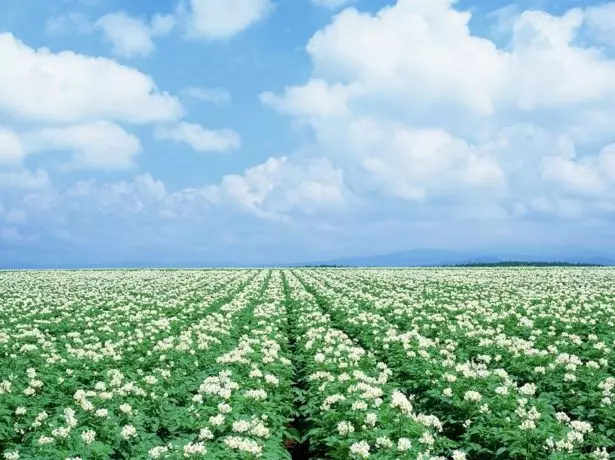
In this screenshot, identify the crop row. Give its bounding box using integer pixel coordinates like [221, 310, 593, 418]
[284, 271, 459, 459]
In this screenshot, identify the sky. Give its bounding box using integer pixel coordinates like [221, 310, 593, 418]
[1, 0, 615, 266]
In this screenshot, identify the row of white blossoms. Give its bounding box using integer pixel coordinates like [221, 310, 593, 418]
[285, 271, 461, 459]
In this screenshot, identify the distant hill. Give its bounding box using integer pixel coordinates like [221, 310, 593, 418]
[307, 249, 615, 267]
[449, 261, 605, 267]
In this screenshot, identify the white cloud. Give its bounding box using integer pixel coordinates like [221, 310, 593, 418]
[206, 156, 347, 219]
[65, 173, 168, 213]
[311, 0, 354, 9]
[46, 12, 94, 34]
[0, 33, 182, 124]
[261, 79, 352, 118]
[185, 0, 274, 39]
[46, 10, 176, 58]
[541, 156, 606, 197]
[0, 128, 25, 165]
[584, 2, 615, 47]
[182, 86, 232, 106]
[599, 144, 615, 180]
[260, 0, 615, 218]
[0, 169, 51, 190]
[25, 122, 141, 170]
[95, 11, 176, 58]
[150, 14, 176, 36]
[96, 12, 156, 58]
[300, 1, 615, 133]
[305, 1, 505, 117]
[311, 117, 506, 202]
[156, 122, 241, 152]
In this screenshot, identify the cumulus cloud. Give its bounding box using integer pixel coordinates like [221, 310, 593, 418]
[260, 0, 615, 219]
[584, 2, 615, 47]
[95, 11, 176, 58]
[0, 128, 25, 166]
[0, 33, 182, 124]
[310, 0, 354, 9]
[24, 122, 142, 170]
[185, 0, 274, 39]
[205, 156, 347, 219]
[150, 14, 176, 36]
[46, 12, 94, 34]
[96, 12, 157, 58]
[156, 122, 241, 153]
[261, 79, 352, 118]
[182, 87, 232, 106]
[0, 169, 51, 190]
[65, 173, 169, 214]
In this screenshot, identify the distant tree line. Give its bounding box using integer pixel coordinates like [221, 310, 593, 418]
[297, 262, 606, 268]
[300, 264, 350, 268]
[448, 261, 604, 267]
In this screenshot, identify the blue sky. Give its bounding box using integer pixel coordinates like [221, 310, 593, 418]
[1, 0, 615, 266]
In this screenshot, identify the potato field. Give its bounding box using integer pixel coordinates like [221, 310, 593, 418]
[1, 268, 614, 459]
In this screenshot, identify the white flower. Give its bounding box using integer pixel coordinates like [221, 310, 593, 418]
[391, 390, 413, 415]
[23, 387, 36, 396]
[520, 420, 536, 430]
[452, 451, 467, 460]
[375, 437, 393, 449]
[149, 446, 169, 458]
[464, 391, 482, 403]
[209, 414, 225, 426]
[591, 447, 609, 460]
[264, 374, 279, 386]
[52, 427, 71, 438]
[38, 436, 55, 445]
[397, 438, 412, 452]
[337, 421, 355, 436]
[495, 386, 509, 395]
[218, 403, 232, 414]
[570, 420, 593, 434]
[81, 430, 96, 444]
[121, 424, 137, 439]
[365, 413, 377, 426]
[223, 436, 263, 456]
[233, 420, 251, 433]
[419, 432, 434, 446]
[119, 403, 133, 414]
[244, 389, 267, 400]
[556, 412, 571, 423]
[349, 441, 370, 458]
[352, 400, 368, 411]
[519, 383, 537, 396]
[183, 442, 207, 457]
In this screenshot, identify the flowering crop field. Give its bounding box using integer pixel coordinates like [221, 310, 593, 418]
[1, 268, 615, 459]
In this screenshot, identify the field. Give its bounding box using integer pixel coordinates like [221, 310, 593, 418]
[1, 268, 615, 459]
